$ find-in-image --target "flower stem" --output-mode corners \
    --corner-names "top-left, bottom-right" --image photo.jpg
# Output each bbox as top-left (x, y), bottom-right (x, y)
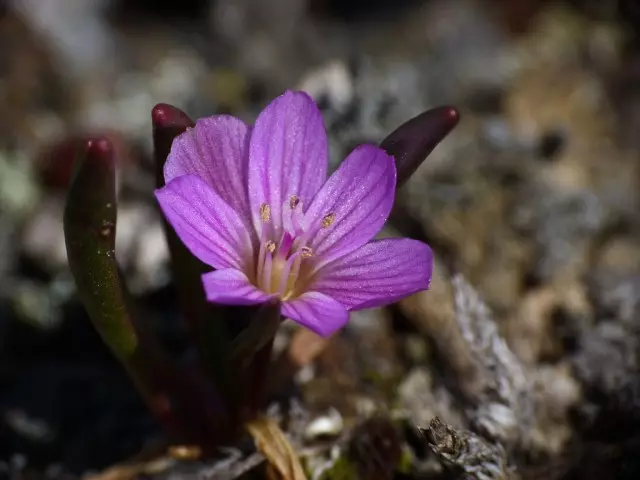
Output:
top-left (152, 104), bottom-right (233, 392)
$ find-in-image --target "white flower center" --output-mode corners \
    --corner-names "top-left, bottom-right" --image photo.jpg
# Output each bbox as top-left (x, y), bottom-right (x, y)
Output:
top-left (255, 195), bottom-right (334, 300)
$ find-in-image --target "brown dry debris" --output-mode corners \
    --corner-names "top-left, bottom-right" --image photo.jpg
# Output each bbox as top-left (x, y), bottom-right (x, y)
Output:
top-left (246, 417), bottom-right (307, 480)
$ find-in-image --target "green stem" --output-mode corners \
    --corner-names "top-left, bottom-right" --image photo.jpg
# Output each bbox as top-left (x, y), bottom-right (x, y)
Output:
top-left (64, 138), bottom-right (224, 446)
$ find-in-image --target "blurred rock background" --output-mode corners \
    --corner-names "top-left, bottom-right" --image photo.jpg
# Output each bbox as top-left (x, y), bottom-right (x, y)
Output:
top-left (0, 0), bottom-right (639, 478)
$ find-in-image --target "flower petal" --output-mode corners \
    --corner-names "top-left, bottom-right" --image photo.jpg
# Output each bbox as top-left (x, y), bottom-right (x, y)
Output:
top-left (305, 144), bottom-right (396, 269)
top-left (248, 91), bottom-right (328, 235)
top-left (202, 269), bottom-right (273, 305)
top-left (164, 115), bottom-right (252, 222)
top-left (155, 174), bottom-right (252, 270)
top-left (282, 292), bottom-right (348, 337)
top-left (312, 238), bottom-right (433, 310)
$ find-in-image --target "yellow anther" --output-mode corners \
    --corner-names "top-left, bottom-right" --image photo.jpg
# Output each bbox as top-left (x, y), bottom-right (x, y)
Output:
top-left (289, 195), bottom-right (300, 210)
top-left (301, 246), bottom-right (313, 258)
top-left (260, 203), bottom-right (271, 223)
top-left (265, 240), bottom-right (276, 253)
top-left (321, 213), bottom-right (336, 228)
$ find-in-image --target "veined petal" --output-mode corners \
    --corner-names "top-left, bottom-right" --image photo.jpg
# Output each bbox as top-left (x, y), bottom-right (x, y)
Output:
top-left (305, 144), bottom-right (396, 269)
top-left (155, 175), bottom-right (252, 270)
top-left (282, 292), bottom-right (348, 338)
top-left (312, 238), bottom-right (433, 310)
top-left (248, 91), bottom-right (328, 236)
top-left (164, 115), bottom-right (252, 222)
top-left (202, 269), bottom-right (273, 305)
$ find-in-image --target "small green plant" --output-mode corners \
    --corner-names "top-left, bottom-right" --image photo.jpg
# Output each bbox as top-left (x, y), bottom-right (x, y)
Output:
top-left (63, 92), bottom-right (459, 454)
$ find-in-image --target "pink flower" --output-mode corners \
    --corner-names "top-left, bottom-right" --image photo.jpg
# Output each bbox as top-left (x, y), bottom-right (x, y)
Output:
top-left (155, 91), bottom-right (433, 337)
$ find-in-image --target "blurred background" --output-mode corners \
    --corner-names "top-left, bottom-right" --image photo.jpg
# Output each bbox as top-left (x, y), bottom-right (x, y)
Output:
top-left (0, 0), bottom-right (639, 478)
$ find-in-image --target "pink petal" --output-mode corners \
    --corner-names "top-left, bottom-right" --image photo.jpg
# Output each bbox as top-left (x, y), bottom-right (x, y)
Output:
top-left (202, 269), bottom-right (273, 305)
top-left (164, 115), bottom-right (252, 223)
top-left (305, 144), bottom-right (396, 269)
top-left (312, 239), bottom-right (433, 310)
top-left (282, 292), bottom-right (348, 337)
top-left (155, 174), bottom-right (253, 270)
top-left (248, 91), bottom-right (328, 235)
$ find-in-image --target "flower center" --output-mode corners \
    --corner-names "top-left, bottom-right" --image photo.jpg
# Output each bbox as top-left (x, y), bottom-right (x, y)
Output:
top-left (255, 196), bottom-right (334, 300)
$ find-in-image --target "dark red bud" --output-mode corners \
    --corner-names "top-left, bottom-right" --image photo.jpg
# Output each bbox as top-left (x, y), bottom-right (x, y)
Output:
top-left (380, 106), bottom-right (460, 188)
top-left (152, 103), bottom-right (195, 188)
top-left (38, 132), bottom-right (129, 189)
top-left (152, 103), bottom-right (195, 129)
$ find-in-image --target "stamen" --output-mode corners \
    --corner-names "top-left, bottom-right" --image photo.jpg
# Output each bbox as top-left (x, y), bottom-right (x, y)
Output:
top-left (277, 251), bottom-right (302, 297)
top-left (321, 213), bottom-right (336, 228)
top-left (301, 246), bottom-right (313, 258)
top-left (260, 203), bottom-right (271, 223)
top-left (292, 207), bottom-right (304, 234)
top-left (289, 252), bottom-right (302, 281)
top-left (265, 240), bottom-right (276, 253)
top-left (261, 251), bottom-right (273, 293)
top-left (257, 229), bottom-right (268, 283)
top-left (283, 196), bottom-right (305, 237)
